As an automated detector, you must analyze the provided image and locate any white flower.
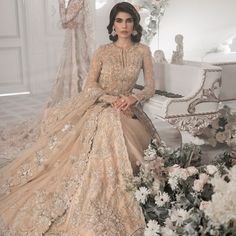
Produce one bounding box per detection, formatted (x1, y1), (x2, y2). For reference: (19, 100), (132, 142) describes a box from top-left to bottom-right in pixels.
(203, 165), (236, 224)
(165, 147), (172, 153)
(177, 169), (188, 180)
(155, 192), (170, 207)
(144, 220), (161, 236)
(199, 173), (209, 184)
(168, 165), (188, 180)
(199, 200), (210, 211)
(161, 226), (177, 236)
(158, 146), (165, 154)
(144, 145), (157, 161)
(134, 187), (150, 204)
(168, 177), (178, 190)
(169, 209), (190, 226)
(229, 165), (236, 182)
(153, 138), (163, 146)
(206, 165), (218, 175)
(164, 217), (174, 229)
(192, 179), (204, 192)
(186, 166), (199, 176)
(152, 179), (161, 193)
(204, 191), (236, 224)
(210, 172), (228, 192)
(193, 173), (209, 192)
(160, 140), (167, 147)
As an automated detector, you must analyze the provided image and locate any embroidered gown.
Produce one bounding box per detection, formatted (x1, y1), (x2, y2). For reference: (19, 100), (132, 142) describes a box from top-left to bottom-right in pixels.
(0, 43), (159, 235)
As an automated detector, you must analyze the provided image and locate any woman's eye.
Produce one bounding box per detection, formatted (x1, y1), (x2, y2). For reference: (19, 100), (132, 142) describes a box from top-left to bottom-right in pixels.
(115, 19), (122, 23)
(126, 18), (134, 23)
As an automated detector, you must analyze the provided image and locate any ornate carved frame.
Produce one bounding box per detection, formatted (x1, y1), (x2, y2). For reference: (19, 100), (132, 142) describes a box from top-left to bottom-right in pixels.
(165, 68), (222, 135)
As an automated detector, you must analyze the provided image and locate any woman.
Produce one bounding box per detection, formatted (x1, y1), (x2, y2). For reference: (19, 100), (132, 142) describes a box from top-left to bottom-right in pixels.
(0, 2), (160, 235)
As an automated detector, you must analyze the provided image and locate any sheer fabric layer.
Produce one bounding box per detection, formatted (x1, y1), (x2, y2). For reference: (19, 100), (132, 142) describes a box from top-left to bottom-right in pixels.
(0, 92), (149, 235)
(0, 42), (159, 235)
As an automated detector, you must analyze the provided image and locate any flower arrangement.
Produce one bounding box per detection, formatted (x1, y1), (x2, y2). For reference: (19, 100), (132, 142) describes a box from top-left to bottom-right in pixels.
(131, 0), (169, 44)
(199, 106), (236, 147)
(126, 140), (236, 235)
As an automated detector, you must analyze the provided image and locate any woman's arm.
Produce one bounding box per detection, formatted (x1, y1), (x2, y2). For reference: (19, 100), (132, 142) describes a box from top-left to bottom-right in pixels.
(84, 47), (103, 91)
(83, 47), (117, 103)
(133, 46), (155, 103)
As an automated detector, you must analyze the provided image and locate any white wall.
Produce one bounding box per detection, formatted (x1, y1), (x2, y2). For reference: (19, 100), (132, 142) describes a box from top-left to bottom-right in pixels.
(148, 0), (236, 61)
(24, 0), (64, 94)
(0, 0), (30, 94)
(94, 0), (236, 61)
(95, 0), (117, 46)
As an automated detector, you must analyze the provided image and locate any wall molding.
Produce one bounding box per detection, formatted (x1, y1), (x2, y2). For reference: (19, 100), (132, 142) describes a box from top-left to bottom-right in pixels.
(0, 0), (20, 39)
(0, 46), (24, 85)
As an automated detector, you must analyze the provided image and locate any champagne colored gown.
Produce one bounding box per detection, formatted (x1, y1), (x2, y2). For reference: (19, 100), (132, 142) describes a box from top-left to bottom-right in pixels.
(0, 43), (159, 236)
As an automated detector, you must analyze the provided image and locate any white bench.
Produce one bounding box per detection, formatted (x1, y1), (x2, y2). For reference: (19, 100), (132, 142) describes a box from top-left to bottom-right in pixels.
(141, 61), (222, 138)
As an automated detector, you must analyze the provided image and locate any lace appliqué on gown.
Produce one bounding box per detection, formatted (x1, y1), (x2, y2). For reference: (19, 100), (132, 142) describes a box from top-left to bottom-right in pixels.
(0, 43), (160, 235)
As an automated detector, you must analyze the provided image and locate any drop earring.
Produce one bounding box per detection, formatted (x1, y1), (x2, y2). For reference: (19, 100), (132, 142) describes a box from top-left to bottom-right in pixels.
(132, 30), (138, 36)
(111, 28), (117, 37)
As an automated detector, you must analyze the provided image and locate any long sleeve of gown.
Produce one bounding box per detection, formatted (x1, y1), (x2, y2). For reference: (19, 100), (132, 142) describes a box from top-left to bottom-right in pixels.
(133, 46), (155, 103)
(83, 47), (105, 96)
(84, 47), (118, 104)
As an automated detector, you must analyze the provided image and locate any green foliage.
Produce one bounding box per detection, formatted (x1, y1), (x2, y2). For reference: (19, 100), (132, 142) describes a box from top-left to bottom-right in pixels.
(127, 141), (236, 235)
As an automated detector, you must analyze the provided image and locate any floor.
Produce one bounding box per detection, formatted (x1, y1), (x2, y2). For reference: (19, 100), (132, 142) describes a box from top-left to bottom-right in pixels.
(0, 93), (49, 128)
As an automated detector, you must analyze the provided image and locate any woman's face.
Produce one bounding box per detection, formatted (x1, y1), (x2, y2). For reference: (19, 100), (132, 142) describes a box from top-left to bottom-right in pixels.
(113, 12), (134, 40)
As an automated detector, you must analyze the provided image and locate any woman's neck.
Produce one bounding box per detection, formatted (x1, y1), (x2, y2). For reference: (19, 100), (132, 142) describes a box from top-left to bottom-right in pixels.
(114, 38), (133, 49)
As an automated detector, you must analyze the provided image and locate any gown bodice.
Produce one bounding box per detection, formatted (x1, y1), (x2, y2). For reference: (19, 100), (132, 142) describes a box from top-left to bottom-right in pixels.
(85, 42), (155, 102)
(98, 43), (142, 96)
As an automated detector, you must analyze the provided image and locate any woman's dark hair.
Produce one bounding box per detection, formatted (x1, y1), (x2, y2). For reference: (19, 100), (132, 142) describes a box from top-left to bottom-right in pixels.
(107, 2), (143, 43)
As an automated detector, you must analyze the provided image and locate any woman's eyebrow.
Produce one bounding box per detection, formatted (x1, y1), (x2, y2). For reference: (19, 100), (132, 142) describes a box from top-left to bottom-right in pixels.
(115, 17), (133, 20)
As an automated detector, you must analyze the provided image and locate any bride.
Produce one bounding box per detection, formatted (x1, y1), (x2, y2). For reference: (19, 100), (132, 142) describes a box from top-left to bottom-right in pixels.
(0, 2), (160, 235)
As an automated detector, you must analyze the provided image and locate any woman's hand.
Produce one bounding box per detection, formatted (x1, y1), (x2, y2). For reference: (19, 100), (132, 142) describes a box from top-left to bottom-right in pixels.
(112, 95), (137, 111)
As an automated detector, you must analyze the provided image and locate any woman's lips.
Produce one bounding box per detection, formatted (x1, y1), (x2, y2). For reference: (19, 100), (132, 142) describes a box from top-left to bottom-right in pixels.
(121, 30), (128, 33)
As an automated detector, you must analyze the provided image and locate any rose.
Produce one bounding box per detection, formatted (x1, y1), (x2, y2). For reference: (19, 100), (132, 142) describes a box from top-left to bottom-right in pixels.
(192, 174), (209, 192)
(168, 165), (188, 180)
(144, 145), (157, 161)
(168, 165), (180, 175)
(152, 179), (161, 193)
(199, 173), (209, 184)
(193, 179), (204, 192)
(199, 200), (210, 210)
(216, 131), (227, 143)
(186, 166), (199, 176)
(206, 165), (218, 175)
